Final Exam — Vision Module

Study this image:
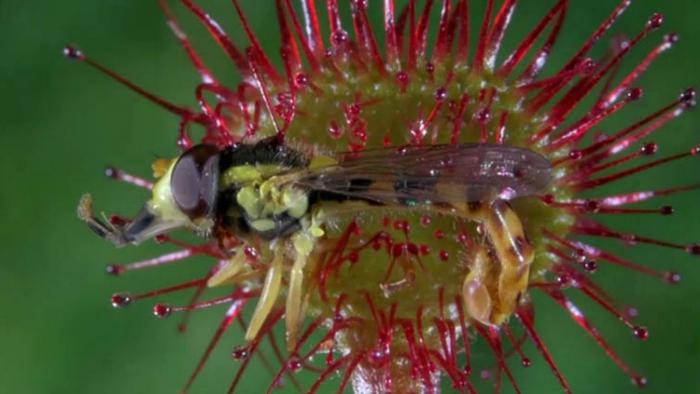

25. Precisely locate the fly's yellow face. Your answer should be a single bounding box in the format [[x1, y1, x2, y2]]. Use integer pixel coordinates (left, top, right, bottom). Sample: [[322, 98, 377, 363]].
[[78, 144, 222, 247]]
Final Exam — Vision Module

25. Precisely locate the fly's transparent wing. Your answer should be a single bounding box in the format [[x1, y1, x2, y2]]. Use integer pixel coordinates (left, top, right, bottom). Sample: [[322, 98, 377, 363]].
[[291, 144, 552, 206]]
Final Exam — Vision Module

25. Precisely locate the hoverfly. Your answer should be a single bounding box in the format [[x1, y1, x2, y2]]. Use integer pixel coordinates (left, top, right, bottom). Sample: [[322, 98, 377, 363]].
[[78, 137, 552, 350]]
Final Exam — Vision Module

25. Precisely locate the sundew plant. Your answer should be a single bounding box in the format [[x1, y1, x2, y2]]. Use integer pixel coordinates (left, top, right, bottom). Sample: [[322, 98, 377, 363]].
[[68, 0, 698, 393]]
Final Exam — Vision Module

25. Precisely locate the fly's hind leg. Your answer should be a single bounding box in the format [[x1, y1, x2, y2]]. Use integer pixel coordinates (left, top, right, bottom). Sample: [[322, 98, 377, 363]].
[[445, 200, 534, 325], [213, 242, 304, 345], [485, 200, 534, 324], [207, 247, 250, 287], [462, 245, 495, 325], [205, 247, 278, 341]]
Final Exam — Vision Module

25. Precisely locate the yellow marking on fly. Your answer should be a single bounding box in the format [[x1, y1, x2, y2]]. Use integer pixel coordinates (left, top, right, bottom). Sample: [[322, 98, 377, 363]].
[[308, 154, 338, 171], [250, 218, 276, 232], [226, 161, 312, 223], [151, 158, 173, 178], [221, 164, 289, 187], [282, 188, 309, 218], [237, 186, 264, 219], [235, 175, 309, 221], [292, 209, 326, 255], [148, 160, 191, 225]]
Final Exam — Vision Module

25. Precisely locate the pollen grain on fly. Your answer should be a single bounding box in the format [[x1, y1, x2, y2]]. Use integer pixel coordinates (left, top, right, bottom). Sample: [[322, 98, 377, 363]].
[[70, 0, 697, 393]]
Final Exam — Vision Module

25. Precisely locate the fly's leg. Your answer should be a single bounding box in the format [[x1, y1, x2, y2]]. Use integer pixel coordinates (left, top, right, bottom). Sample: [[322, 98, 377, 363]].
[[451, 200, 534, 325], [286, 209, 326, 351], [207, 247, 246, 287], [208, 242, 311, 347], [208, 211, 327, 348], [245, 247, 284, 341], [486, 200, 533, 324], [462, 245, 495, 325], [207, 246, 267, 287]]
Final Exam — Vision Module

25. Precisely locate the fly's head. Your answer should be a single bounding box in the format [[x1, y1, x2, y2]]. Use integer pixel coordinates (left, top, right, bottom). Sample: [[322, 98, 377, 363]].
[[78, 144, 221, 246]]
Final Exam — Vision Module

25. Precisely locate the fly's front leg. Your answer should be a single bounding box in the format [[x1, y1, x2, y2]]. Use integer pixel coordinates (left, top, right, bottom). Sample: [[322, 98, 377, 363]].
[[245, 247, 284, 341], [207, 247, 247, 287], [212, 243, 306, 344]]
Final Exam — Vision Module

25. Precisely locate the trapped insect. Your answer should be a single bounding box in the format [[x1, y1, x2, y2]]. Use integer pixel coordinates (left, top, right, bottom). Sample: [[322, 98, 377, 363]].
[[78, 137, 552, 349]]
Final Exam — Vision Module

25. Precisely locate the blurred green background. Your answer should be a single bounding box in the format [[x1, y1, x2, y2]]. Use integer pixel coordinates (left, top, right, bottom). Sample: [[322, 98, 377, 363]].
[[2, 1, 700, 393]]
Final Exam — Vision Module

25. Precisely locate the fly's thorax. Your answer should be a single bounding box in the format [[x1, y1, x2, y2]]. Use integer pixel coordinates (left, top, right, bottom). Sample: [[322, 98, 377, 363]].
[[219, 163, 311, 240]]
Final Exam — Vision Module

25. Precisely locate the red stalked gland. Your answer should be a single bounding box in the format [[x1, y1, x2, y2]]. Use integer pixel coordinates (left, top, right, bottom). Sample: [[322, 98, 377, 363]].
[[153, 303, 172, 319], [110, 293, 132, 308]]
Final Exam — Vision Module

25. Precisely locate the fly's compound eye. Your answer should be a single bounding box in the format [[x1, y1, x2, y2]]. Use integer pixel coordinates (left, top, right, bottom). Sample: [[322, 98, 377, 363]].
[[171, 144, 220, 219]]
